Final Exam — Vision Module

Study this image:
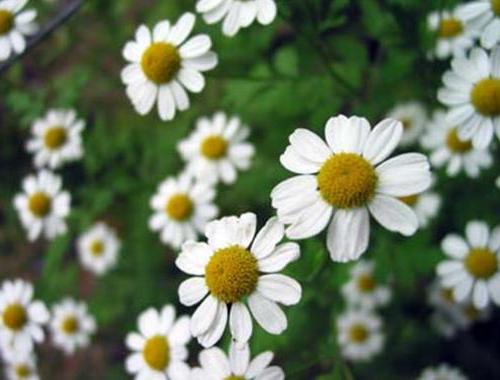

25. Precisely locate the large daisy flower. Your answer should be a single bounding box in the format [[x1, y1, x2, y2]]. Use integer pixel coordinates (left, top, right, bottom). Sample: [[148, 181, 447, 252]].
[[149, 172, 218, 249], [437, 220, 500, 309], [178, 112, 255, 185], [190, 341, 284, 380], [121, 13, 218, 121], [2, 350, 38, 380], [0, 0, 37, 61], [195, 0, 277, 37], [386, 101, 427, 146], [26, 109, 85, 170], [417, 364, 468, 380], [270, 115, 432, 262], [0, 279, 49, 353], [13, 170, 71, 241], [438, 46, 500, 149], [457, 0, 500, 49], [176, 212, 301, 348], [125, 305, 191, 380]]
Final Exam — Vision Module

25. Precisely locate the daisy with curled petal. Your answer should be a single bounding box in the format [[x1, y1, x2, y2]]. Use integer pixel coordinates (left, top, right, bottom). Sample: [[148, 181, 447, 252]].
[[0, 279, 49, 353], [457, 0, 500, 49], [438, 46, 500, 149], [196, 0, 277, 37], [176, 212, 301, 348], [26, 109, 85, 170], [417, 364, 468, 380], [121, 13, 218, 121], [270, 115, 432, 262], [190, 340, 284, 380], [13, 170, 71, 241], [386, 101, 427, 146], [178, 112, 255, 185], [149, 172, 218, 249], [437, 220, 500, 309], [125, 305, 191, 380], [2, 350, 38, 380], [0, 0, 37, 61]]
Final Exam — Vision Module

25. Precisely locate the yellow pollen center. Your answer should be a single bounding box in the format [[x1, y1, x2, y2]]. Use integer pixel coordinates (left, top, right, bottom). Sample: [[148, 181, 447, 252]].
[[141, 43, 181, 84], [225, 376, 245, 380], [165, 193, 193, 221], [446, 128, 472, 153], [205, 245, 259, 303], [464, 248, 498, 279], [143, 335, 170, 371], [44, 127, 67, 150], [438, 18, 464, 38], [15, 365, 32, 378], [28, 192, 51, 217], [470, 78, 500, 117], [200, 135, 228, 159], [357, 274, 376, 292], [465, 305, 479, 320], [398, 194, 419, 207], [90, 240, 105, 257], [317, 153, 378, 209], [0, 10, 13, 35], [401, 118, 412, 130], [349, 324, 369, 343], [3, 304, 27, 330], [61, 316, 79, 334], [442, 288, 455, 303], [492, 0, 500, 16]]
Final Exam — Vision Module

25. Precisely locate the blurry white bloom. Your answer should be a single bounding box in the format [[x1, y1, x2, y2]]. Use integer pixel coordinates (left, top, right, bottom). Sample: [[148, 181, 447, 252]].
[[121, 13, 217, 121], [386, 102, 427, 146], [0, 0, 37, 61], [398, 189, 441, 228], [417, 363, 468, 380], [176, 212, 301, 348], [271, 115, 431, 262], [457, 0, 500, 49], [2, 350, 38, 380], [178, 112, 255, 185]]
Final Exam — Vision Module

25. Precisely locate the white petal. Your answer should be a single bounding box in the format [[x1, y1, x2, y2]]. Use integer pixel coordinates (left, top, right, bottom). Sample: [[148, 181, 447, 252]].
[[251, 217, 284, 259], [363, 119, 403, 165], [197, 301, 228, 347], [441, 234, 469, 259], [191, 295, 219, 336], [179, 35, 211, 58], [179, 277, 208, 306], [258, 242, 300, 273], [466, 220, 489, 247], [229, 303, 252, 345], [473, 280, 489, 309], [246, 352, 274, 378], [288, 128, 331, 164], [325, 115, 370, 154], [168, 13, 196, 45], [248, 292, 287, 335], [199, 347, 231, 378], [178, 68, 205, 93], [257, 274, 302, 305], [368, 195, 418, 236], [285, 197, 332, 239], [229, 341, 250, 376]]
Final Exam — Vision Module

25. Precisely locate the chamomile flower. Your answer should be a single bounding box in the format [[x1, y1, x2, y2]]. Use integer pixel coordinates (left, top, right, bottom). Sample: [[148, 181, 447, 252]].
[[271, 115, 432, 262], [420, 110, 493, 178], [13, 170, 71, 241], [121, 13, 218, 121], [125, 305, 191, 380], [77, 222, 121, 276], [398, 190, 441, 229], [26, 109, 85, 170], [457, 0, 500, 49], [337, 309, 384, 362], [0, 279, 49, 353], [386, 102, 427, 146], [417, 364, 468, 380], [176, 212, 301, 348], [437, 220, 500, 309], [0, 0, 37, 61], [196, 0, 277, 37], [178, 112, 255, 185], [2, 351, 38, 380], [190, 341, 284, 380], [149, 172, 218, 249], [341, 260, 391, 310], [438, 46, 500, 149]]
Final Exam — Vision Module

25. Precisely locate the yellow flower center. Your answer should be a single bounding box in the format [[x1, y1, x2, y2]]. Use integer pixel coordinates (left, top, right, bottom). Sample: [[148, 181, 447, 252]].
[[401, 118, 412, 130], [438, 18, 463, 38], [442, 287, 455, 303], [28, 192, 52, 217], [200, 135, 228, 160], [3, 304, 27, 331], [141, 42, 181, 84], [165, 193, 193, 221], [0, 10, 13, 35], [44, 127, 67, 150], [464, 248, 498, 279], [398, 194, 419, 207], [61, 316, 79, 334], [349, 324, 369, 343], [317, 153, 378, 209], [470, 78, 500, 117], [15, 365, 32, 378], [464, 304, 479, 320], [225, 376, 245, 380], [445, 128, 472, 153], [143, 335, 170, 371], [90, 239, 105, 257], [205, 245, 259, 304], [492, 0, 500, 16], [357, 274, 376, 292]]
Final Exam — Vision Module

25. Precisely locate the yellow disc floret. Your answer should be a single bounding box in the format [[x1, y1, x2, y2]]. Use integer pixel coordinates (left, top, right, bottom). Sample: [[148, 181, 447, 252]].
[[28, 192, 51, 217], [143, 335, 170, 371], [349, 323, 369, 343], [470, 78, 500, 117], [201, 135, 228, 160], [398, 194, 419, 207], [464, 248, 498, 279], [61, 316, 79, 334], [141, 43, 181, 84], [357, 274, 376, 293], [492, 0, 500, 16], [225, 376, 245, 380], [3, 303, 27, 330], [438, 18, 463, 38], [165, 194, 193, 221], [90, 240, 105, 256], [15, 365, 32, 378], [446, 128, 472, 153], [44, 127, 67, 150], [0, 10, 13, 35]]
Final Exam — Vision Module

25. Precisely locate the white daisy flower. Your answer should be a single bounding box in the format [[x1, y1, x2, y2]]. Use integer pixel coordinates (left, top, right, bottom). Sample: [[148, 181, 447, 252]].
[[2, 351, 38, 380], [190, 340, 284, 380], [420, 110, 493, 178], [0, 0, 37, 61], [386, 102, 427, 146], [417, 364, 468, 380], [178, 112, 255, 185], [196, 0, 277, 37], [337, 309, 384, 362], [149, 172, 218, 249], [437, 220, 500, 309], [77, 222, 121, 276], [26, 109, 85, 170], [125, 305, 191, 380], [176, 212, 301, 348], [121, 13, 218, 121], [270, 115, 432, 262], [341, 260, 391, 310], [457, 0, 500, 49], [13, 170, 71, 241], [438, 46, 500, 149], [0, 279, 49, 353], [398, 190, 441, 229]]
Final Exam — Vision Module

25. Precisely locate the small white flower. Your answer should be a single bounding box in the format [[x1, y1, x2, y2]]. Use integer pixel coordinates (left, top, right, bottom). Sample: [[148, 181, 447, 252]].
[[77, 222, 121, 276], [176, 212, 301, 348], [337, 309, 384, 362], [26, 109, 85, 170], [190, 341, 284, 380], [437, 220, 500, 309], [121, 13, 218, 121], [438, 46, 500, 149], [420, 110, 493, 178], [417, 364, 468, 380], [13, 170, 71, 241], [0, 0, 37, 61], [2, 350, 38, 380], [271, 115, 432, 262], [386, 102, 427, 146], [149, 172, 218, 249], [0, 279, 49, 354], [457, 0, 500, 49], [125, 305, 191, 380], [49, 298, 96, 355], [196, 0, 277, 37]]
